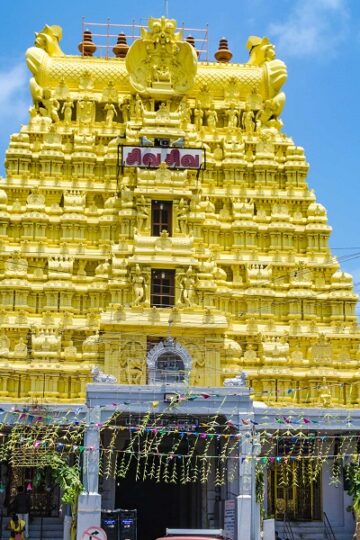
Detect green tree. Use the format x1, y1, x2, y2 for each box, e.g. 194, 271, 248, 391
345, 463, 360, 540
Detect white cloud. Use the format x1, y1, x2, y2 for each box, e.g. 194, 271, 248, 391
268, 0, 349, 58
0, 62, 29, 124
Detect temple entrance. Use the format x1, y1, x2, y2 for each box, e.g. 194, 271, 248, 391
8, 466, 60, 517
267, 462, 321, 520
115, 457, 202, 540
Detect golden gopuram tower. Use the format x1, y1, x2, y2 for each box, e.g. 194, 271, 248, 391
0, 18, 358, 405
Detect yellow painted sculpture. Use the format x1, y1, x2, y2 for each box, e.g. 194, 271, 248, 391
0, 17, 358, 405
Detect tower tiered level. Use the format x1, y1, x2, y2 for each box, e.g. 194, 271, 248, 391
0, 18, 358, 405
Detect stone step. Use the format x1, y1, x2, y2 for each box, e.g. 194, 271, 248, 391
276, 521, 354, 540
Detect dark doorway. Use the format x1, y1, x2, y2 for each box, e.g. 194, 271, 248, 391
8, 465, 60, 516
151, 201, 173, 236
115, 456, 202, 540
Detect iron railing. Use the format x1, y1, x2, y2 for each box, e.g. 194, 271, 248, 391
324, 511, 336, 540
283, 513, 295, 540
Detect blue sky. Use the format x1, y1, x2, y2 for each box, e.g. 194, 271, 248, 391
0, 0, 359, 286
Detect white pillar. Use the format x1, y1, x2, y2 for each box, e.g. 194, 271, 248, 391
236, 432, 260, 540
76, 406, 102, 540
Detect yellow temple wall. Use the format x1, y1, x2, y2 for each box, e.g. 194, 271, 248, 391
0, 18, 357, 406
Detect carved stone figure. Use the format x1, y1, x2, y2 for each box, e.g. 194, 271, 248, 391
242, 103, 256, 132
125, 16, 197, 95
5, 253, 28, 276
92, 366, 117, 384
13, 337, 27, 358
206, 104, 218, 130
246, 35, 287, 125
83, 331, 100, 355
120, 98, 131, 123
39, 88, 60, 122
179, 98, 191, 128
224, 372, 247, 387
126, 359, 143, 384
27, 187, 45, 207
226, 104, 239, 128
32, 329, 62, 356
176, 198, 188, 234
136, 195, 149, 233
0, 333, 10, 357
104, 103, 117, 127
95, 259, 111, 278
78, 98, 94, 126
179, 266, 197, 307
258, 99, 283, 130
132, 264, 147, 306
134, 94, 144, 121
193, 101, 204, 130
61, 97, 74, 124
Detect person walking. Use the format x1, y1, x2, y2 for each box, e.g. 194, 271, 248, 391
12, 487, 30, 538
7, 514, 26, 539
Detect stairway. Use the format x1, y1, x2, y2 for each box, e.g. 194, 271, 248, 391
276, 520, 354, 540
1, 516, 64, 540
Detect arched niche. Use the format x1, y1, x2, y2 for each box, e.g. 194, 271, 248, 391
146, 337, 192, 384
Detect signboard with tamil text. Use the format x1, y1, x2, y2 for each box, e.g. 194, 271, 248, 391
224, 499, 236, 540
122, 146, 204, 169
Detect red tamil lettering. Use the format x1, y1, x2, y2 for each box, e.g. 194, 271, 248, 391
143, 152, 161, 167
125, 147, 141, 166
181, 154, 200, 168
165, 149, 180, 167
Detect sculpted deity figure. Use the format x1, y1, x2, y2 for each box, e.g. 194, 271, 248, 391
14, 337, 27, 358
204, 196, 215, 215
27, 186, 45, 207
242, 103, 256, 133
258, 99, 283, 130
179, 98, 191, 129
206, 104, 218, 130
61, 96, 74, 124
102, 80, 118, 102
126, 358, 143, 384
193, 101, 204, 131
136, 195, 149, 233
104, 102, 118, 127
156, 101, 170, 121
0, 332, 10, 357
78, 98, 94, 126
179, 266, 197, 307
176, 198, 188, 234
226, 104, 239, 129
134, 94, 144, 121
39, 88, 60, 122
126, 17, 197, 95
119, 97, 131, 123
132, 264, 147, 306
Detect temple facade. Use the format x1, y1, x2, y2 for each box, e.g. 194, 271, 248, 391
0, 15, 358, 540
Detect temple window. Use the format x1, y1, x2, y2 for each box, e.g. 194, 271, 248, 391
151, 200, 172, 236
146, 337, 192, 385
155, 351, 185, 383
151, 269, 175, 307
